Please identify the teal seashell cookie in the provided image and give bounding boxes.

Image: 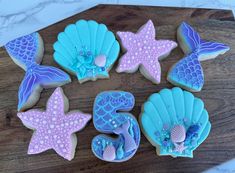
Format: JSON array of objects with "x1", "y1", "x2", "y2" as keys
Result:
[
  {"x1": 139, "y1": 87, "x2": 211, "y2": 158},
  {"x1": 53, "y1": 20, "x2": 120, "y2": 83}
]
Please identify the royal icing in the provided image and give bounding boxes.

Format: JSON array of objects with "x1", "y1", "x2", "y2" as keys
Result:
[
  {"x1": 167, "y1": 22, "x2": 230, "y2": 92},
  {"x1": 53, "y1": 20, "x2": 120, "y2": 83},
  {"x1": 140, "y1": 87, "x2": 211, "y2": 158},
  {"x1": 17, "y1": 87, "x2": 91, "y2": 160},
  {"x1": 116, "y1": 20, "x2": 177, "y2": 84},
  {"x1": 5, "y1": 32, "x2": 71, "y2": 111},
  {"x1": 92, "y1": 91, "x2": 140, "y2": 162}
]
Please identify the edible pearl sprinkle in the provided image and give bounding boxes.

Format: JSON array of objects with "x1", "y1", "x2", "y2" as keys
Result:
[
  {"x1": 116, "y1": 20, "x2": 177, "y2": 83},
  {"x1": 17, "y1": 87, "x2": 91, "y2": 161}
]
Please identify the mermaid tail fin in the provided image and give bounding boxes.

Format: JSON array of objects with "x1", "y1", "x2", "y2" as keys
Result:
[
  {"x1": 114, "y1": 121, "x2": 137, "y2": 152},
  {"x1": 18, "y1": 64, "x2": 71, "y2": 111},
  {"x1": 178, "y1": 22, "x2": 229, "y2": 60}
]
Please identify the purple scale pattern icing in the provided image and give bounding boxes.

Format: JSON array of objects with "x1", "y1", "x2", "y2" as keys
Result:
[
  {"x1": 168, "y1": 22, "x2": 230, "y2": 92},
  {"x1": 92, "y1": 91, "x2": 140, "y2": 162},
  {"x1": 4, "y1": 32, "x2": 70, "y2": 111}
]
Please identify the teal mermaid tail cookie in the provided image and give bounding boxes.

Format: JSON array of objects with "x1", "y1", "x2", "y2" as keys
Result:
[
  {"x1": 5, "y1": 33, "x2": 70, "y2": 111},
  {"x1": 167, "y1": 22, "x2": 230, "y2": 92}
]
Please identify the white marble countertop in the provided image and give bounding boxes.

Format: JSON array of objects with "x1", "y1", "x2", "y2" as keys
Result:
[{"x1": 0, "y1": 0, "x2": 234, "y2": 46}]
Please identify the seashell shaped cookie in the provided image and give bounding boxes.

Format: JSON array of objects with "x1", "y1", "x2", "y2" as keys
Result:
[
  {"x1": 140, "y1": 87, "x2": 211, "y2": 158},
  {"x1": 53, "y1": 20, "x2": 120, "y2": 83}
]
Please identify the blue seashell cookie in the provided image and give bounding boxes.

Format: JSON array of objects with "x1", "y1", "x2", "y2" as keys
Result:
[
  {"x1": 53, "y1": 20, "x2": 120, "y2": 83},
  {"x1": 92, "y1": 91, "x2": 140, "y2": 162},
  {"x1": 140, "y1": 87, "x2": 211, "y2": 158},
  {"x1": 5, "y1": 32, "x2": 71, "y2": 111},
  {"x1": 167, "y1": 22, "x2": 230, "y2": 92}
]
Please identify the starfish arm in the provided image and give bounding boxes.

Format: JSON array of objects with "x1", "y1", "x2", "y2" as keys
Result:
[
  {"x1": 46, "y1": 87, "x2": 68, "y2": 115},
  {"x1": 17, "y1": 110, "x2": 45, "y2": 129},
  {"x1": 116, "y1": 53, "x2": 140, "y2": 73},
  {"x1": 53, "y1": 133, "x2": 76, "y2": 161},
  {"x1": 28, "y1": 129, "x2": 51, "y2": 154},
  {"x1": 117, "y1": 31, "x2": 135, "y2": 50},
  {"x1": 141, "y1": 59, "x2": 161, "y2": 84},
  {"x1": 137, "y1": 20, "x2": 155, "y2": 39},
  {"x1": 155, "y1": 40, "x2": 177, "y2": 60},
  {"x1": 65, "y1": 112, "x2": 92, "y2": 133}
]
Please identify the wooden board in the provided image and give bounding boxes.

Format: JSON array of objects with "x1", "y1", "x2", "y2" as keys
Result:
[{"x1": 0, "y1": 5, "x2": 235, "y2": 173}]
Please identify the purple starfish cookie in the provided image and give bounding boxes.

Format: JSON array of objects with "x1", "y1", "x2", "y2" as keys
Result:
[
  {"x1": 17, "y1": 87, "x2": 91, "y2": 161},
  {"x1": 116, "y1": 20, "x2": 177, "y2": 84}
]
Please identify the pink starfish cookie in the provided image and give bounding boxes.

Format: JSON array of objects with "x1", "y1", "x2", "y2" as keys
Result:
[
  {"x1": 17, "y1": 87, "x2": 91, "y2": 161},
  {"x1": 116, "y1": 20, "x2": 177, "y2": 84}
]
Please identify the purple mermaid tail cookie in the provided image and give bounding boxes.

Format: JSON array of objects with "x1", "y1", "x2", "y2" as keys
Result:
[
  {"x1": 5, "y1": 32, "x2": 71, "y2": 111},
  {"x1": 167, "y1": 22, "x2": 230, "y2": 92}
]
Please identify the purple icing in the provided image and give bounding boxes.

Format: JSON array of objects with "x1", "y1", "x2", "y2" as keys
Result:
[{"x1": 4, "y1": 33, "x2": 71, "y2": 111}]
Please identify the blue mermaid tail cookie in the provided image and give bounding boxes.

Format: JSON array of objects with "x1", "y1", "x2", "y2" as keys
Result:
[
  {"x1": 92, "y1": 91, "x2": 140, "y2": 162},
  {"x1": 167, "y1": 22, "x2": 230, "y2": 92},
  {"x1": 5, "y1": 32, "x2": 71, "y2": 111}
]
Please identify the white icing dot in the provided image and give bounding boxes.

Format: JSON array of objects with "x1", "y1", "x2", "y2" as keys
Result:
[
  {"x1": 45, "y1": 136, "x2": 48, "y2": 139},
  {"x1": 60, "y1": 144, "x2": 64, "y2": 147},
  {"x1": 57, "y1": 140, "x2": 61, "y2": 144},
  {"x1": 43, "y1": 120, "x2": 46, "y2": 124},
  {"x1": 48, "y1": 130, "x2": 51, "y2": 133},
  {"x1": 63, "y1": 149, "x2": 66, "y2": 152},
  {"x1": 50, "y1": 125, "x2": 54, "y2": 129},
  {"x1": 114, "y1": 124, "x2": 117, "y2": 128},
  {"x1": 30, "y1": 117, "x2": 33, "y2": 121},
  {"x1": 29, "y1": 149, "x2": 34, "y2": 153},
  {"x1": 70, "y1": 122, "x2": 73, "y2": 125},
  {"x1": 79, "y1": 119, "x2": 82, "y2": 123},
  {"x1": 36, "y1": 119, "x2": 39, "y2": 122},
  {"x1": 65, "y1": 123, "x2": 69, "y2": 126},
  {"x1": 53, "y1": 135, "x2": 57, "y2": 138},
  {"x1": 40, "y1": 140, "x2": 44, "y2": 144},
  {"x1": 75, "y1": 120, "x2": 78, "y2": 124}
]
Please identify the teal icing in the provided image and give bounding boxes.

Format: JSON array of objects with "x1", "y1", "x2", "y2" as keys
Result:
[
  {"x1": 128, "y1": 121, "x2": 134, "y2": 138},
  {"x1": 53, "y1": 20, "x2": 120, "y2": 83},
  {"x1": 140, "y1": 87, "x2": 211, "y2": 158},
  {"x1": 116, "y1": 143, "x2": 124, "y2": 159}
]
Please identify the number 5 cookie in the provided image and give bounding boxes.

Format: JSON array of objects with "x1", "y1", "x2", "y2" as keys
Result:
[{"x1": 92, "y1": 91, "x2": 140, "y2": 162}]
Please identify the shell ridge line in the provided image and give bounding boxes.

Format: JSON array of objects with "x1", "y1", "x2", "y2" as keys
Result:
[{"x1": 158, "y1": 91, "x2": 173, "y2": 126}]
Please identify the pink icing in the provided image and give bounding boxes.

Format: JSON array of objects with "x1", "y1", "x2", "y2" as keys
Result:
[
  {"x1": 17, "y1": 87, "x2": 91, "y2": 161},
  {"x1": 116, "y1": 20, "x2": 177, "y2": 84}
]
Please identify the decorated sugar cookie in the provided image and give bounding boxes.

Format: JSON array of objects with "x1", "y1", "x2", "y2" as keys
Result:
[
  {"x1": 140, "y1": 87, "x2": 211, "y2": 158},
  {"x1": 17, "y1": 87, "x2": 91, "y2": 161},
  {"x1": 167, "y1": 22, "x2": 230, "y2": 92},
  {"x1": 116, "y1": 20, "x2": 177, "y2": 84},
  {"x1": 5, "y1": 32, "x2": 71, "y2": 111},
  {"x1": 92, "y1": 91, "x2": 140, "y2": 162},
  {"x1": 53, "y1": 19, "x2": 120, "y2": 83}
]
